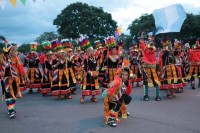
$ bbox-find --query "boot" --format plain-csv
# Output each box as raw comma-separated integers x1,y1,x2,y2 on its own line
141,95,149,101
155,96,161,101
28,89,33,94
107,117,117,127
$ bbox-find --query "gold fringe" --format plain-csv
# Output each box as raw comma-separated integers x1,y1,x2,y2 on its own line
82,73,87,90
69,68,76,83
166,65,172,84
171,65,178,83
93,71,99,89
151,68,160,86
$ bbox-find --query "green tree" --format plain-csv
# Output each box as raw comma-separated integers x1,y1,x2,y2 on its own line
35,32,60,44
53,2,117,39
18,44,43,53
128,14,155,37
18,44,30,53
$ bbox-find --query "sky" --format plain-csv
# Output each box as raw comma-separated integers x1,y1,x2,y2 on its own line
0,0,200,44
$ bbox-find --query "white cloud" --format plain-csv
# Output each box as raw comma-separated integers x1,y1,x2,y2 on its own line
0,0,199,43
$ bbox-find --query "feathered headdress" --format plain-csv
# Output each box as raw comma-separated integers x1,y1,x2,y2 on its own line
104,36,116,49
51,39,63,52
42,41,51,50
61,38,73,48
30,42,38,52
174,39,183,51
94,40,102,49
78,35,92,51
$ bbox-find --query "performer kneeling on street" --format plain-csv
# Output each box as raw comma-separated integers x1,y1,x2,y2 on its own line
102,60,133,127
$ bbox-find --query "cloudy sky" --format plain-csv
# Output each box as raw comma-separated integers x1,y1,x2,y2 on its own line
0,0,199,44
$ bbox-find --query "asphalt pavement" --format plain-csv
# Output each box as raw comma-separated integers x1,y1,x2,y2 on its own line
0,81,200,133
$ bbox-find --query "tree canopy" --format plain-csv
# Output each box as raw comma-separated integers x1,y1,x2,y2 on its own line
35,32,60,44
53,2,117,39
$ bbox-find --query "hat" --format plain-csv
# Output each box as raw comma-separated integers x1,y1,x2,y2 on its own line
174,39,182,51
30,42,38,52
104,36,116,49
51,39,63,52
78,35,92,51
94,40,102,49
42,41,51,50
61,38,73,48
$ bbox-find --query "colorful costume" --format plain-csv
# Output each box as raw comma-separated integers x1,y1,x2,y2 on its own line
140,34,161,101
25,43,42,93
51,40,71,99
102,75,122,127
187,40,200,89
40,41,53,95
130,45,142,87
159,39,181,98
74,48,84,84
62,39,77,94
1,43,24,118
79,36,100,103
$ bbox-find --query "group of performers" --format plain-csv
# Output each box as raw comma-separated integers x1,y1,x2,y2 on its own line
0,33,200,127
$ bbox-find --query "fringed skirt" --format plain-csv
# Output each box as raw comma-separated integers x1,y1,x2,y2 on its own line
51,69,70,96
81,71,100,96
26,68,42,89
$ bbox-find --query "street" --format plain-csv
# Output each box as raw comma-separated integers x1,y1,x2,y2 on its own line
0,83,200,133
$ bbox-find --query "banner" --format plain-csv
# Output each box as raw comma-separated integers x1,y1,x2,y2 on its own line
153,4,187,34
9,0,16,7
20,0,26,6
0,0,45,10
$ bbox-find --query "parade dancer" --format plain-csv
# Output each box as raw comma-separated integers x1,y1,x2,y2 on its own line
79,36,100,104
62,39,77,95
25,42,42,94
117,60,133,119
1,43,24,118
51,40,71,100
40,41,53,96
74,47,84,84
187,38,200,89
140,31,161,101
159,39,181,98
174,40,187,93
129,43,142,87
94,40,104,83
102,61,133,127
102,36,121,123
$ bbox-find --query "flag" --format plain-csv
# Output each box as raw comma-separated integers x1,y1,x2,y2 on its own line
9,0,16,7
153,4,187,34
20,0,26,6
115,27,122,40
0,0,6,10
